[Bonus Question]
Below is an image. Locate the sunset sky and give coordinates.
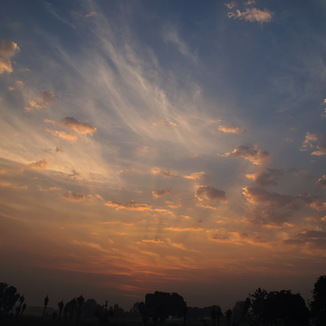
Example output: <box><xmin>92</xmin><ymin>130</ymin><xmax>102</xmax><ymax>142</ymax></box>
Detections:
<box><xmin>0</xmin><ymin>0</ymin><xmax>325</xmax><ymax>310</ymax></box>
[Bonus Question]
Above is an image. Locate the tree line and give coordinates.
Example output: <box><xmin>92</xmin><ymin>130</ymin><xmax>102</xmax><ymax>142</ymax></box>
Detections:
<box><xmin>0</xmin><ymin>275</ymin><xmax>325</xmax><ymax>325</ymax></box>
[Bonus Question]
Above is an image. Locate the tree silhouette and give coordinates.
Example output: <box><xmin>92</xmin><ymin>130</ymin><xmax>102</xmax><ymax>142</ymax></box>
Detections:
<box><xmin>311</xmin><ymin>275</ymin><xmax>326</xmax><ymax>325</ymax></box>
<box><xmin>225</xmin><ymin>308</ymin><xmax>232</xmax><ymax>326</ymax></box>
<box><xmin>211</xmin><ymin>305</ymin><xmax>222</xmax><ymax>326</ymax></box>
<box><xmin>42</xmin><ymin>295</ymin><xmax>49</xmax><ymax>319</ymax></box>
<box><xmin>0</xmin><ymin>283</ymin><xmax>20</xmax><ymax>317</ymax></box>
<box><xmin>16</xmin><ymin>295</ymin><xmax>25</xmax><ymax>317</ymax></box>
<box><xmin>144</xmin><ymin>291</ymin><xmax>187</xmax><ymax>325</ymax></box>
<box><xmin>57</xmin><ymin>300</ymin><xmax>64</xmax><ymax>322</ymax></box>
<box><xmin>76</xmin><ymin>295</ymin><xmax>84</xmax><ymax>325</ymax></box>
<box><xmin>249</xmin><ymin>288</ymin><xmax>309</xmax><ymax>326</ymax></box>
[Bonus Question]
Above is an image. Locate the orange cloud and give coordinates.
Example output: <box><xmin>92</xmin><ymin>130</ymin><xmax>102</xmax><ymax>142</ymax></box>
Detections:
<box><xmin>242</xmin><ymin>186</ymin><xmax>296</xmax><ymax>208</ymax></box>
<box><xmin>284</xmin><ymin>230</ymin><xmax>326</xmax><ymax>250</ymax></box>
<box><xmin>150</xmin><ymin>167</ymin><xmax>178</xmax><ymax>177</ymax></box>
<box><xmin>298</xmin><ymin>194</ymin><xmax>326</xmax><ymax>212</ymax></box>
<box><xmin>105</xmin><ymin>200</ymin><xmax>168</xmax><ymax>212</ymax></box>
<box><xmin>217</xmin><ymin>125</ymin><xmax>245</xmax><ymax>134</ymax></box>
<box><xmin>184</xmin><ymin>172</ymin><xmax>208</xmax><ymax>181</ymax></box>
<box><xmin>316</xmin><ymin>175</ymin><xmax>326</xmax><ymax>189</ymax></box>
<box><xmin>227</xmin><ymin>5</ymin><xmax>273</xmax><ymax>23</ymax></box>
<box><xmin>165</xmin><ymin>226</ymin><xmax>202</xmax><ymax>232</ymax></box>
<box><xmin>61</xmin><ymin>117</ymin><xmax>96</xmax><ymax>135</ymax></box>
<box><xmin>152</xmin><ymin>189</ymin><xmax>171</xmax><ymax>198</ymax></box>
<box><xmin>46</xmin><ymin>129</ymin><xmax>78</xmax><ymax>141</ymax></box>
<box><xmin>28</xmin><ymin>159</ymin><xmax>49</xmax><ymax>169</ymax></box>
<box><xmin>63</xmin><ymin>191</ymin><xmax>85</xmax><ymax>202</ymax></box>
<box><xmin>195</xmin><ymin>186</ymin><xmax>227</xmax><ymax>202</ymax></box>
<box><xmin>221</xmin><ymin>144</ymin><xmax>270</xmax><ymax>165</ymax></box>
<box><xmin>0</xmin><ymin>40</ymin><xmax>19</xmax><ymax>74</ymax></box>
<box><xmin>25</xmin><ymin>90</ymin><xmax>54</xmax><ymax>111</ymax></box>
<box><xmin>302</xmin><ymin>132</ymin><xmax>326</xmax><ymax>156</ymax></box>
<box><xmin>0</xmin><ymin>181</ymin><xmax>27</xmax><ymax>190</ymax></box>
<box><xmin>152</xmin><ymin>119</ymin><xmax>177</xmax><ymax>128</ymax></box>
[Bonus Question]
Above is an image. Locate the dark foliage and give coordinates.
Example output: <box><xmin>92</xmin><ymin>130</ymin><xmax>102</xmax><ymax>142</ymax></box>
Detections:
<box><xmin>249</xmin><ymin>288</ymin><xmax>310</xmax><ymax>326</ymax></box>
<box><xmin>0</xmin><ymin>283</ymin><xmax>20</xmax><ymax>317</ymax></box>
<box><xmin>310</xmin><ymin>275</ymin><xmax>326</xmax><ymax>325</ymax></box>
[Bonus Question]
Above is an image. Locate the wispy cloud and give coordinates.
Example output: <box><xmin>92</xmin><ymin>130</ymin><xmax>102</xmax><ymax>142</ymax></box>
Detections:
<box><xmin>163</xmin><ymin>25</ymin><xmax>197</xmax><ymax>62</ymax></box>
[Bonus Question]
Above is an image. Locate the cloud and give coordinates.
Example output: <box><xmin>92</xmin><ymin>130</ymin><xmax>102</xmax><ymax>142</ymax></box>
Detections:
<box><xmin>165</xmin><ymin>226</ymin><xmax>202</xmax><ymax>232</ymax></box>
<box><xmin>28</xmin><ymin>159</ymin><xmax>49</xmax><ymax>169</ymax></box>
<box><xmin>302</xmin><ymin>132</ymin><xmax>326</xmax><ymax>156</ymax></box>
<box><xmin>163</xmin><ymin>25</ymin><xmax>197</xmax><ymax>62</ymax></box>
<box><xmin>63</xmin><ymin>191</ymin><xmax>85</xmax><ymax>202</ymax></box>
<box><xmin>298</xmin><ymin>194</ymin><xmax>326</xmax><ymax>212</ymax></box>
<box><xmin>221</xmin><ymin>144</ymin><xmax>270</xmax><ymax>165</ymax></box>
<box><xmin>152</xmin><ymin>189</ymin><xmax>171</xmax><ymax>198</ymax></box>
<box><xmin>152</xmin><ymin>119</ymin><xmax>177</xmax><ymax>128</ymax></box>
<box><xmin>195</xmin><ymin>186</ymin><xmax>227</xmax><ymax>202</ymax></box>
<box><xmin>217</xmin><ymin>125</ymin><xmax>245</xmax><ymax>134</ymax></box>
<box><xmin>184</xmin><ymin>172</ymin><xmax>208</xmax><ymax>181</ymax></box>
<box><xmin>46</xmin><ymin>129</ymin><xmax>78</xmax><ymax>141</ymax></box>
<box><xmin>209</xmin><ymin>230</ymin><xmax>267</xmax><ymax>245</ymax></box>
<box><xmin>150</xmin><ymin>167</ymin><xmax>178</xmax><ymax>177</ymax></box>
<box><xmin>61</xmin><ymin>117</ymin><xmax>97</xmax><ymax>135</ymax></box>
<box><xmin>243</xmin><ymin>186</ymin><xmax>296</xmax><ymax>208</ymax></box>
<box><xmin>0</xmin><ymin>181</ymin><xmax>27</xmax><ymax>190</ymax></box>
<box><xmin>105</xmin><ymin>200</ymin><xmax>168</xmax><ymax>212</ymax></box>
<box><xmin>242</xmin><ymin>186</ymin><xmax>298</xmax><ymax>226</ymax></box>
<box><xmin>226</xmin><ymin>2</ymin><xmax>273</xmax><ymax>23</ymax></box>
<box><xmin>25</xmin><ymin>90</ymin><xmax>54</xmax><ymax>111</ymax></box>
<box><xmin>316</xmin><ymin>175</ymin><xmax>326</xmax><ymax>189</ymax></box>
<box><xmin>0</xmin><ymin>40</ymin><xmax>19</xmax><ymax>74</ymax></box>
<box><xmin>284</xmin><ymin>231</ymin><xmax>326</xmax><ymax>250</ymax></box>
<box><xmin>246</xmin><ymin>169</ymin><xmax>283</xmax><ymax>187</ymax></box>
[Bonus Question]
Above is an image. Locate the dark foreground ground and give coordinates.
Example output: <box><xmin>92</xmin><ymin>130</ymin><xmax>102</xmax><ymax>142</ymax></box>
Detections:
<box><xmin>0</xmin><ymin>316</ymin><xmax>227</xmax><ymax>326</ymax></box>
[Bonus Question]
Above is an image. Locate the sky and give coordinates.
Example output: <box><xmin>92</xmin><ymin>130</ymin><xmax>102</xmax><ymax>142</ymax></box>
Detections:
<box><xmin>0</xmin><ymin>0</ymin><xmax>325</xmax><ymax>310</ymax></box>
